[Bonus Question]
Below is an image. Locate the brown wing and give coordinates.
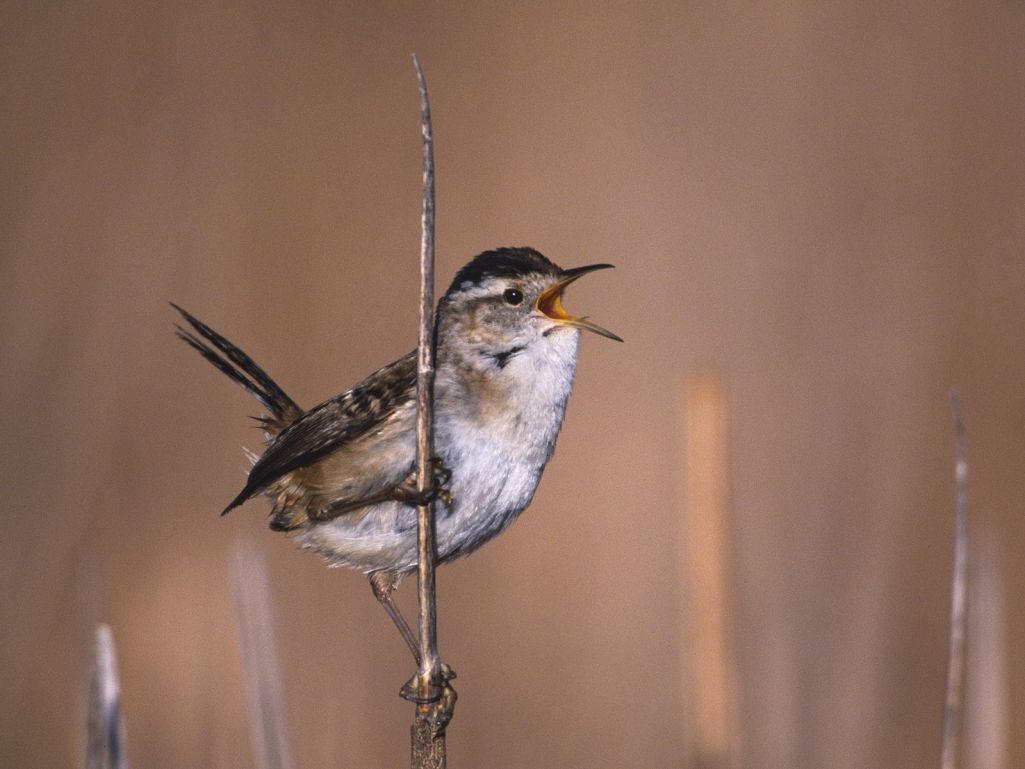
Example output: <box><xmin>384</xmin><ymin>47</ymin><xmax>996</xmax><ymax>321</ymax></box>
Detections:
<box><xmin>222</xmin><ymin>351</ymin><xmax>417</xmax><ymax>514</ymax></box>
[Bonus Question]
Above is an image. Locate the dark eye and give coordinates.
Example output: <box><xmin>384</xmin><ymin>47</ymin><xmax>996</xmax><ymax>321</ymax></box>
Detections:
<box><xmin>503</xmin><ymin>288</ymin><xmax>524</xmax><ymax>305</ymax></box>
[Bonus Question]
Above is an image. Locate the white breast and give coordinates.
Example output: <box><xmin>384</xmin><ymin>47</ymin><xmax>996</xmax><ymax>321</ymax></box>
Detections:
<box><xmin>433</xmin><ymin>328</ymin><xmax>580</xmax><ymax>560</ymax></box>
<box><xmin>295</xmin><ymin>329</ymin><xmax>581</xmax><ymax>573</ymax></box>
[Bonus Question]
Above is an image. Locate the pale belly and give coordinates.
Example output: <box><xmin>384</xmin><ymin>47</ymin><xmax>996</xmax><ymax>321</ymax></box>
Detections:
<box><xmin>292</xmin><ymin>434</ymin><xmax>546</xmax><ymax>573</ymax></box>
<box><xmin>292</xmin><ymin>328</ymin><xmax>578</xmax><ymax>573</ymax></box>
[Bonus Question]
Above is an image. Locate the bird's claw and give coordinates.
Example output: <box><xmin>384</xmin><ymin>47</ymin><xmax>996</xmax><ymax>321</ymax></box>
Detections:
<box><xmin>428</xmin><ymin>682</ymin><xmax>458</xmax><ymax>737</ymax></box>
<box><xmin>401</xmin><ymin>667</ymin><xmax>458</xmax><ymax>736</ymax></box>
<box><xmin>431</xmin><ymin>458</ymin><xmax>454</xmax><ymax>505</ymax></box>
<box><xmin>391</xmin><ymin>458</ymin><xmax>453</xmax><ymax>508</ymax></box>
<box><xmin>399</xmin><ymin>663</ymin><xmax>457</xmax><ymax>702</ymax></box>
<box><xmin>430</xmin><ymin>457</ymin><xmax>452</xmax><ymax>485</ymax></box>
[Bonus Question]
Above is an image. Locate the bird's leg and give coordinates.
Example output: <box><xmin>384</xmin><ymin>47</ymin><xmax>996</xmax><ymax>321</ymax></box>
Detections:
<box><xmin>315</xmin><ymin>460</ymin><xmax>454</xmax><ymax>523</ymax></box>
<box><xmin>369</xmin><ymin>571</ymin><xmax>458</xmax><ymax>718</ymax></box>
<box><xmin>318</xmin><ymin>487</ymin><xmax>404</xmax><ymax>520</ymax></box>
<box><xmin>314</xmin><ymin>459</ymin><xmax>453</xmax><ymax>522</ymax></box>
<box><xmin>369</xmin><ymin>570</ymin><xmax>420</xmax><ymax>663</ymax></box>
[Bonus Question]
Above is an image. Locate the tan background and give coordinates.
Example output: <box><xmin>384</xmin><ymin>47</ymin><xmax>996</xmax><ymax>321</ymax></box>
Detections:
<box><xmin>2</xmin><ymin>2</ymin><xmax>1022</xmax><ymax>768</ymax></box>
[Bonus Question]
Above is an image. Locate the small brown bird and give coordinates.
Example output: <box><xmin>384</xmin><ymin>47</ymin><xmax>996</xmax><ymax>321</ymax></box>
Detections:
<box><xmin>175</xmin><ymin>247</ymin><xmax>619</xmax><ymax>658</ymax></box>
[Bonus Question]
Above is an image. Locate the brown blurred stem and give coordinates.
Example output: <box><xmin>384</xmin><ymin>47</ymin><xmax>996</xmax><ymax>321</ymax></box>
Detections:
<box><xmin>406</xmin><ymin>53</ymin><xmax>453</xmax><ymax>768</ymax></box>
<box><xmin>940</xmin><ymin>391</ymin><xmax>968</xmax><ymax>769</ymax></box>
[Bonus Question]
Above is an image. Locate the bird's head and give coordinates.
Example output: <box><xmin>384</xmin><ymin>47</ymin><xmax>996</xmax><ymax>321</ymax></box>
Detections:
<box><xmin>437</xmin><ymin>247</ymin><xmax>621</xmax><ymax>365</ymax></box>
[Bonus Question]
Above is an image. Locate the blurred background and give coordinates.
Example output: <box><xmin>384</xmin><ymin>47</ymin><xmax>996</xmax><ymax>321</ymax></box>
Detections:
<box><xmin>2</xmin><ymin>2</ymin><xmax>1022</xmax><ymax>768</ymax></box>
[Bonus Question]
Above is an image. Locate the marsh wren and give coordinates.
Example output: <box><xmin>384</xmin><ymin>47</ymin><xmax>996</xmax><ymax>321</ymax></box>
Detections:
<box><xmin>175</xmin><ymin>247</ymin><xmax>620</xmax><ymax>659</ymax></box>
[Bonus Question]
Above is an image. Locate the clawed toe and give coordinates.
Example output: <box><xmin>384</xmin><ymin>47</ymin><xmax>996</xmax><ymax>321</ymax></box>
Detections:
<box><xmin>400</xmin><ymin>668</ymin><xmax>458</xmax><ymax>736</ymax></box>
<box><xmin>430</xmin><ymin>457</ymin><xmax>452</xmax><ymax>486</ymax></box>
<box><xmin>391</xmin><ymin>457</ymin><xmax>453</xmax><ymax>508</ymax></box>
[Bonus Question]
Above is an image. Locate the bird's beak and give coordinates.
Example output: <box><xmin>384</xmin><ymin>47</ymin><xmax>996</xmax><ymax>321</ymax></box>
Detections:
<box><xmin>536</xmin><ymin>263</ymin><xmax>623</xmax><ymax>342</ymax></box>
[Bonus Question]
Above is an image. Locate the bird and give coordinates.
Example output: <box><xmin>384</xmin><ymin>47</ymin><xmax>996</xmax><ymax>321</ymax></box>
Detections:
<box><xmin>174</xmin><ymin>246</ymin><xmax>620</xmax><ymax>661</ymax></box>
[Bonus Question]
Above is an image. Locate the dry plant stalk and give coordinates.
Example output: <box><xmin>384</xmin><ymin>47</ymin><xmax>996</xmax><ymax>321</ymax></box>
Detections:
<box><xmin>680</xmin><ymin>373</ymin><xmax>741</xmax><ymax>769</ymax></box>
<box><xmin>86</xmin><ymin>624</ymin><xmax>126</xmax><ymax>769</ymax></box>
<box><xmin>408</xmin><ymin>53</ymin><xmax>452</xmax><ymax>768</ymax></box>
<box><xmin>230</xmin><ymin>538</ymin><xmax>296</xmax><ymax>769</ymax></box>
<box><xmin>940</xmin><ymin>392</ymin><xmax>968</xmax><ymax>769</ymax></box>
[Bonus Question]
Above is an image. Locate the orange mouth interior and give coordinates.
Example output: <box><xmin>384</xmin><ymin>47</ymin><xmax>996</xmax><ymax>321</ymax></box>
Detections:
<box><xmin>537</xmin><ymin>284</ymin><xmax>575</xmax><ymax>321</ymax></box>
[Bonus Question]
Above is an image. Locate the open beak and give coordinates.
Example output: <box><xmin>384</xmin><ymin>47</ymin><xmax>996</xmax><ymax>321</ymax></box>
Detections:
<box><xmin>536</xmin><ymin>263</ymin><xmax>623</xmax><ymax>342</ymax></box>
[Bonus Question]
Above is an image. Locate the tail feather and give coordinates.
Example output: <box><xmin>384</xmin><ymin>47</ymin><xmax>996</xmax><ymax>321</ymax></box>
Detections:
<box><xmin>172</xmin><ymin>303</ymin><xmax>302</xmax><ymax>430</ymax></box>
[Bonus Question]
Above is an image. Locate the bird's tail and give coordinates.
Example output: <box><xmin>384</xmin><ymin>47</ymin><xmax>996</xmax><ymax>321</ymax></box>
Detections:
<box><xmin>172</xmin><ymin>303</ymin><xmax>302</xmax><ymax>434</ymax></box>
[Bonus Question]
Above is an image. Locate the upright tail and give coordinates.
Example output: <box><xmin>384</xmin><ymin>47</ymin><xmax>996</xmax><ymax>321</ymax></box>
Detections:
<box><xmin>172</xmin><ymin>303</ymin><xmax>302</xmax><ymax>434</ymax></box>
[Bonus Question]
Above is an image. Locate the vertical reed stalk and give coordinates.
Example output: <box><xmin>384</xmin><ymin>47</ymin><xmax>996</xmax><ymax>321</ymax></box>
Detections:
<box><xmin>86</xmin><ymin>624</ymin><xmax>126</xmax><ymax>769</ymax></box>
<box><xmin>408</xmin><ymin>53</ymin><xmax>451</xmax><ymax>769</ymax></box>
<box><xmin>940</xmin><ymin>391</ymin><xmax>968</xmax><ymax>769</ymax></box>
<box><xmin>230</xmin><ymin>538</ymin><xmax>295</xmax><ymax>769</ymax></box>
<box><xmin>680</xmin><ymin>372</ymin><xmax>741</xmax><ymax>769</ymax></box>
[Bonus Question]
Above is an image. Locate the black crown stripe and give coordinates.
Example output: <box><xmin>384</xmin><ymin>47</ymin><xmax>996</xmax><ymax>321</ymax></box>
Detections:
<box><xmin>446</xmin><ymin>247</ymin><xmax>561</xmax><ymax>295</ymax></box>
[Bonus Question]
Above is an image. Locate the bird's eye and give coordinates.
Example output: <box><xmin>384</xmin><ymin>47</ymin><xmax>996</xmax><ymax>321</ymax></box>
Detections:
<box><xmin>503</xmin><ymin>288</ymin><xmax>524</xmax><ymax>305</ymax></box>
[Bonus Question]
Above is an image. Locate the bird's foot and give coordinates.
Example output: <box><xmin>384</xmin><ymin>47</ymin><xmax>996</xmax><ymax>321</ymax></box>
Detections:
<box><xmin>437</xmin><ymin>662</ymin><xmax>456</xmax><ymax>683</ymax></box>
<box><xmin>401</xmin><ymin>666</ymin><xmax>458</xmax><ymax>736</ymax></box>
<box><xmin>391</xmin><ymin>458</ymin><xmax>453</xmax><ymax>507</ymax></box>
<box><xmin>400</xmin><ymin>663</ymin><xmax>457</xmax><ymax>702</ymax></box>
<box><xmin>430</xmin><ymin>457</ymin><xmax>454</xmax><ymax>504</ymax></box>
